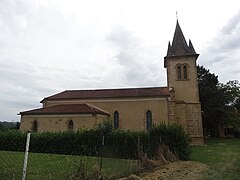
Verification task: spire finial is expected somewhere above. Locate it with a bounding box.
[176,11,178,21]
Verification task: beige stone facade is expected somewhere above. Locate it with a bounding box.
[42,98,168,131]
[20,97,169,132]
[20,114,107,132]
[19,21,204,144]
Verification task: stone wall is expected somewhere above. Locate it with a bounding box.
[166,56,200,103]
[20,114,107,132]
[169,101,204,145]
[42,97,169,131]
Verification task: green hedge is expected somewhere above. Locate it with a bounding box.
[0,130,26,151]
[0,123,190,160]
[149,123,191,160]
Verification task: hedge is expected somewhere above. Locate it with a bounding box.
[0,122,190,160]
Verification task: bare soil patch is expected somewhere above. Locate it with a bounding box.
[120,161,208,180]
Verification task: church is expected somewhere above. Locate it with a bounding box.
[19,21,204,144]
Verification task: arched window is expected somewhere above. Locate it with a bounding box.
[32,120,38,132]
[114,111,119,129]
[177,66,181,80]
[68,120,73,130]
[146,110,152,131]
[183,66,188,79]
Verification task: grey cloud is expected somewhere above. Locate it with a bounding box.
[106,26,163,87]
[222,10,240,35]
[200,9,240,83]
[202,10,240,55]
[0,62,56,121]
[0,1,166,122]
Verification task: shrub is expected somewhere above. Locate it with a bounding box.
[105,130,144,159]
[149,122,191,160]
[0,123,190,160]
[0,130,26,151]
[233,128,240,138]
[95,119,113,135]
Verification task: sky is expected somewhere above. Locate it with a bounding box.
[1,0,240,122]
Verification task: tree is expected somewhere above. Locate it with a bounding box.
[0,123,6,131]
[197,66,225,136]
[219,80,240,128]
[197,66,240,137]
[220,80,240,106]
[234,97,240,112]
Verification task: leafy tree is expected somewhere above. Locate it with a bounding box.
[197,66,224,136]
[219,80,240,128]
[15,122,20,129]
[0,123,6,131]
[234,97,240,111]
[220,80,240,105]
[197,66,240,137]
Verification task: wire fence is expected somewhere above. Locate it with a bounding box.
[0,131,175,179]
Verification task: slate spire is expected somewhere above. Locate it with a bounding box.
[166,20,197,57]
[188,39,196,54]
[167,41,172,55]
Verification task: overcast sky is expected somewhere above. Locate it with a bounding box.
[1,0,240,122]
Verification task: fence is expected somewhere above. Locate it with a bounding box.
[0,130,175,179]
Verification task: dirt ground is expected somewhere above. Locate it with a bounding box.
[120,161,208,180]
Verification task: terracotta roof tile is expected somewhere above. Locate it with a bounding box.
[20,104,109,116]
[41,87,170,103]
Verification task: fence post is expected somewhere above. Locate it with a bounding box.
[100,135,104,173]
[137,136,140,153]
[22,131,31,180]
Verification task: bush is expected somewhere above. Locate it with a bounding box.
[0,130,26,151]
[0,123,190,160]
[105,130,144,159]
[233,128,240,138]
[149,122,191,160]
[95,119,113,135]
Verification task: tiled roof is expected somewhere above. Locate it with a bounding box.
[40,87,170,102]
[20,104,109,116]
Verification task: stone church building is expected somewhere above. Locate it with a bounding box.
[19,21,204,144]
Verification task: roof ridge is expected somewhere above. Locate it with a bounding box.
[64,86,168,92]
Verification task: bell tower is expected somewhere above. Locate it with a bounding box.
[164,20,199,103]
[165,20,204,144]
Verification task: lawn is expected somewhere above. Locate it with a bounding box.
[0,151,138,180]
[190,138,240,180]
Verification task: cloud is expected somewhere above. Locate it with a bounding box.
[200,9,240,83]
[0,0,71,121]
[2,0,239,122]
[106,26,165,87]
[222,10,240,35]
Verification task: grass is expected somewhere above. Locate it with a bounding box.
[190,138,240,180]
[0,151,138,180]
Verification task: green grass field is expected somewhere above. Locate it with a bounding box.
[0,151,138,180]
[2,138,239,179]
[190,138,240,180]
